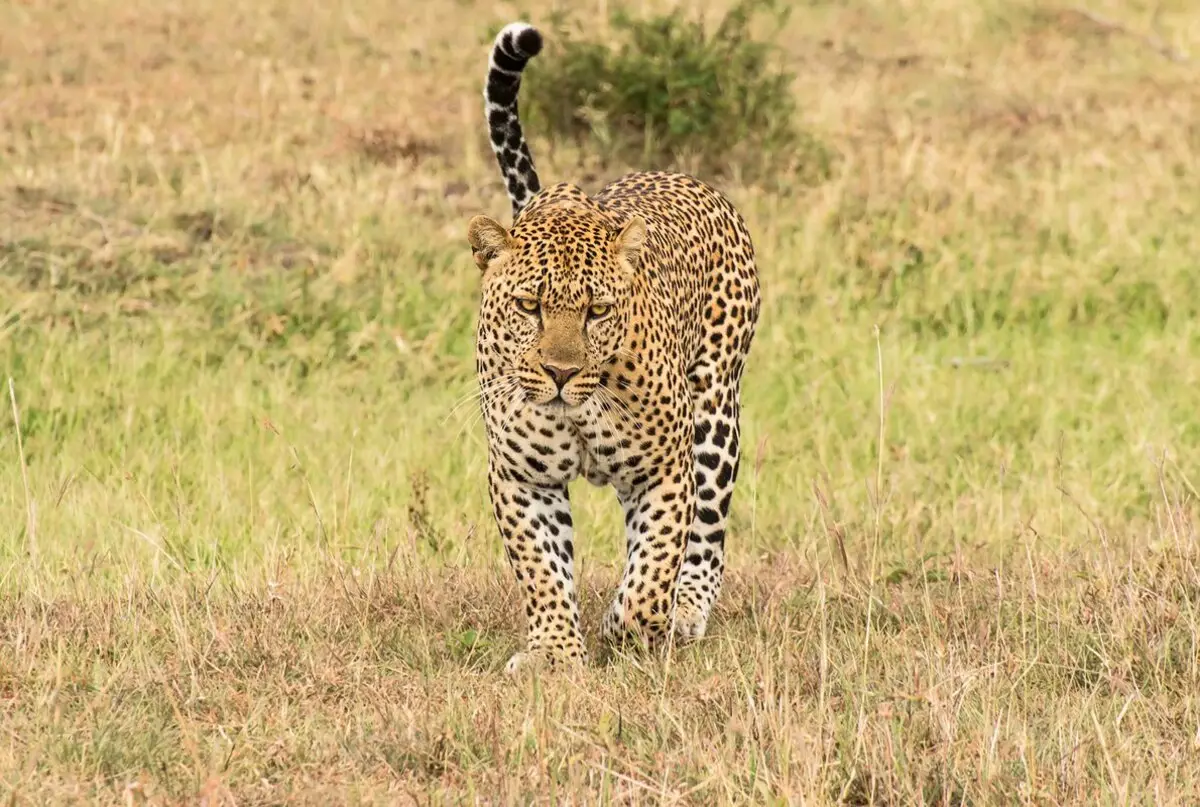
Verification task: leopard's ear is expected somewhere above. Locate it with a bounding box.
[613,216,646,271]
[467,215,513,271]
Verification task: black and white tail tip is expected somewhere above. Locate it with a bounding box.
[485,22,543,221]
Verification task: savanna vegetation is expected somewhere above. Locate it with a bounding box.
[1,0,1198,803]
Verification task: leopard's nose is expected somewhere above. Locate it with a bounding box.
[542,362,581,389]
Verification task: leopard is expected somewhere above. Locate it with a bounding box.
[466,21,761,673]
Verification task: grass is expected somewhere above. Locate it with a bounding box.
[520,0,836,183]
[1,0,1199,802]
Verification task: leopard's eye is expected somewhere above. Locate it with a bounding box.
[515,297,540,314]
[588,303,612,319]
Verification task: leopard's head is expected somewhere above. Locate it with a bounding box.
[468,203,645,408]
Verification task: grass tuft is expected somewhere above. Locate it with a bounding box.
[522,0,836,184]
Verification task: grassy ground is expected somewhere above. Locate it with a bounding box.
[2,0,1199,803]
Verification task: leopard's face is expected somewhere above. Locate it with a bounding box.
[469,207,645,410]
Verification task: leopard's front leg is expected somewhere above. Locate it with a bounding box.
[602,453,696,649]
[489,469,587,673]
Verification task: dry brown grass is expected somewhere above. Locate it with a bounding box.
[5,542,1199,804]
[2,0,1200,803]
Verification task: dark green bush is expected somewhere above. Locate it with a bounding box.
[521,0,834,185]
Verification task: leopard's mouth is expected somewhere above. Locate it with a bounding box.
[535,391,579,409]
[527,386,591,410]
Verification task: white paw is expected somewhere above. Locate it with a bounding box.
[672,604,708,642]
[505,651,534,675]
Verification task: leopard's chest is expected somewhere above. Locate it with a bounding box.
[576,426,627,488]
[485,400,638,489]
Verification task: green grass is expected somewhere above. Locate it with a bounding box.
[2,0,1200,803]
[521,0,835,183]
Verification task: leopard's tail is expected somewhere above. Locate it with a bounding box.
[483,22,543,220]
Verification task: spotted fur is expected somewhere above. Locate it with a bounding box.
[468,22,761,673]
